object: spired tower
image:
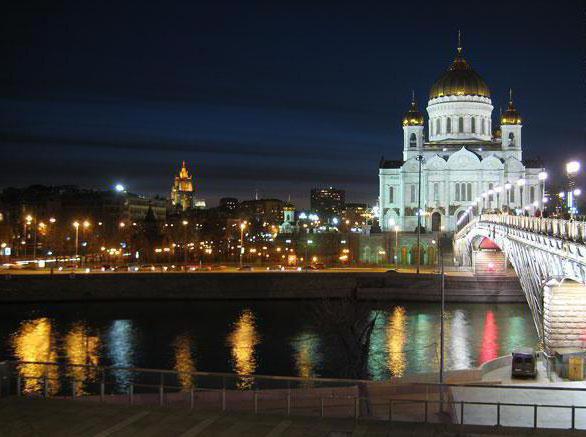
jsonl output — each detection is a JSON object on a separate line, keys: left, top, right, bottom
{"left": 171, "top": 161, "right": 195, "bottom": 211}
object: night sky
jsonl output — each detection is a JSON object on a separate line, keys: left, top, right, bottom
{"left": 1, "top": 1, "right": 583, "bottom": 208}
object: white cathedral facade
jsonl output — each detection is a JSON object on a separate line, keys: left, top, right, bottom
{"left": 379, "top": 41, "right": 545, "bottom": 233}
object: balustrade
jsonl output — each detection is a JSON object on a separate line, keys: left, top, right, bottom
{"left": 479, "top": 214, "right": 586, "bottom": 243}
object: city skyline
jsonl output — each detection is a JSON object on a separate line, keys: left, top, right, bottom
{"left": 1, "top": 1, "right": 584, "bottom": 208}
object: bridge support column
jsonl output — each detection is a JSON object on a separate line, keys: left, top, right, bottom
{"left": 543, "top": 280, "right": 586, "bottom": 352}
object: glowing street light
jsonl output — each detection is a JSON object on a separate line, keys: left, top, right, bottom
{"left": 73, "top": 221, "right": 80, "bottom": 261}
{"left": 239, "top": 221, "right": 247, "bottom": 267}
{"left": 566, "top": 161, "right": 580, "bottom": 176}
{"left": 115, "top": 184, "right": 125, "bottom": 192}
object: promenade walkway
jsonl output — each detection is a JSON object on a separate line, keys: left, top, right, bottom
{"left": 0, "top": 397, "right": 580, "bottom": 436}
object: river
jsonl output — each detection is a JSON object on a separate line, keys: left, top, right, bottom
{"left": 0, "top": 300, "right": 537, "bottom": 383}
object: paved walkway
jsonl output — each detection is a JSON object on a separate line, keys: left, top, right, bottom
{"left": 1, "top": 397, "right": 583, "bottom": 436}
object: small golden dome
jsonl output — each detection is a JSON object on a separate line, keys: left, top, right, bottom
{"left": 402, "top": 94, "right": 424, "bottom": 126}
{"left": 500, "top": 90, "right": 522, "bottom": 125}
{"left": 429, "top": 45, "right": 490, "bottom": 100}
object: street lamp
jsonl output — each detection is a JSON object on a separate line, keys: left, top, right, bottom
{"left": 504, "top": 182, "right": 512, "bottom": 213}
{"left": 566, "top": 161, "right": 581, "bottom": 219}
{"left": 394, "top": 225, "right": 400, "bottom": 268}
{"left": 538, "top": 171, "right": 548, "bottom": 213}
{"left": 239, "top": 222, "right": 247, "bottom": 267}
{"left": 305, "top": 239, "right": 313, "bottom": 267}
{"left": 517, "top": 179, "right": 526, "bottom": 211}
{"left": 494, "top": 186, "right": 503, "bottom": 211}
{"left": 416, "top": 155, "right": 425, "bottom": 275}
{"left": 73, "top": 221, "right": 80, "bottom": 264}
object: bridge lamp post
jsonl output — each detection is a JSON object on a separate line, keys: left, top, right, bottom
{"left": 488, "top": 189, "right": 495, "bottom": 211}
{"left": 538, "top": 171, "right": 548, "bottom": 213}
{"left": 566, "top": 161, "right": 580, "bottom": 219}
{"left": 517, "top": 179, "right": 526, "bottom": 213}
{"left": 504, "top": 183, "right": 512, "bottom": 213}
{"left": 416, "top": 155, "right": 425, "bottom": 275}
{"left": 494, "top": 186, "right": 502, "bottom": 212}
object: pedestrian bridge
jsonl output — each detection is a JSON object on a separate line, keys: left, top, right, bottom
{"left": 454, "top": 214, "right": 586, "bottom": 352}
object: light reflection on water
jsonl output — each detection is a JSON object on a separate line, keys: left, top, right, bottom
{"left": 11, "top": 318, "right": 59, "bottom": 394}
{"left": 227, "top": 309, "right": 260, "bottom": 389}
{"left": 65, "top": 323, "right": 100, "bottom": 395}
{"left": 173, "top": 334, "right": 196, "bottom": 389}
{"left": 3, "top": 302, "right": 538, "bottom": 389}
{"left": 107, "top": 320, "right": 135, "bottom": 390}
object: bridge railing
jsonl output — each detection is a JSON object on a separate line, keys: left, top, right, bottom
{"left": 479, "top": 214, "right": 586, "bottom": 243}
{"left": 1, "top": 360, "right": 585, "bottom": 429}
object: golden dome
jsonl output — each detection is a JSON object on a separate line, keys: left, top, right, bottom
{"left": 429, "top": 46, "right": 490, "bottom": 99}
{"left": 500, "top": 90, "right": 522, "bottom": 125}
{"left": 402, "top": 93, "right": 424, "bottom": 126}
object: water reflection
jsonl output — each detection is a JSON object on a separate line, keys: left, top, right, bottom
{"left": 448, "top": 309, "right": 472, "bottom": 370}
{"left": 387, "top": 306, "right": 407, "bottom": 377}
{"left": 227, "top": 309, "right": 260, "bottom": 388}
{"left": 65, "top": 323, "right": 100, "bottom": 395}
{"left": 107, "top": 320, "right": 135, "bottom": 389}
{"left": 479, "top": 311, "right": 499, "bottom": 364}
{"left": 173, "top": 334, "right": 196, "bottom": 389}
{"left": 292, "top": 332, "right": 319, "bottom": 379}
{"left": 12, "top": 318, "right": 59, "bottom": 394}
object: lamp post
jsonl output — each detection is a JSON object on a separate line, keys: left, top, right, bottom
{"left": 182, "top": 220, "right": 189, "bottom": 265}
{"left": 305, "top": 239, "right": 313, "bottom": 267}
{"left": 504, "top": 182, "right": 512, "bottom": 213}
{"left": 73, "top": 221, "right": 80, "bottom": 266}
{"left": 416, "top": 155, "right": 424, "bottom": 275}
{"left": 538, "top": 171, "right": 548, "bottom": 214}
{"left": 566, "top": 161, "right": 580, "bottom": 219}
{"left": 239, "top": 222, "right": 246, "bottom": 267}
{"left": 394, "top": 225, "right": 400, "bottom": 268}
{"left": 517, "top": 179, "right": 526, "bottom": 213}
{"left": 81, "top": 221, "right": 90, "bottom": 266}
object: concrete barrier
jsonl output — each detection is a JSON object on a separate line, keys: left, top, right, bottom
{"left": 0, "top": 272, "right": 525, "bottom": 303}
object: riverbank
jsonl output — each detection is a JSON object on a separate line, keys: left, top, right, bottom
{"left": 0, "top": 271, "right": 525, "bottom": 303}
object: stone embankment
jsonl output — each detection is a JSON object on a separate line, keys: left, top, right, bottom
{"left": 0, "top": 272, "right": 525, "bottom": 303}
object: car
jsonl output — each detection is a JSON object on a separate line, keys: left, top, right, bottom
{"left": 511, "top": 348, "right": 537, "bottom": 378}
{"left": 238, "top": 265, "right": 253, "bottom": 271}
{"left": 386, "top": 268, "right": 399, "bottom": 274}
{"left": 312, "top": 263, "right": 326, "bottom": 270}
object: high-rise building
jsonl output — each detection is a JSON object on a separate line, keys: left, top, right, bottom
{"left": 170, "top": 161, "right": 206, "bottom": 211}
{"left": 310, "top": 187, "right": 345, "bottom": 222}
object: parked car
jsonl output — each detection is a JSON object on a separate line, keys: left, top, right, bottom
{"left": 238, "top": 265, "right": 253, "bottom": 271}
{"left": 511, "top": 348, "right": 537, "bottom": 378}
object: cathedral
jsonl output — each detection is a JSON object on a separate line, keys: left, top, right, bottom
{"left": 379, "top": 39, "right": 545, "bottom": 233}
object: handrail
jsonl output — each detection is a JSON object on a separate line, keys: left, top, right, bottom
{"left": 478, "top": 214, "right": 586, "bottom": 243}
{"left": 6, "top": 360, "right": 586, "bottom": 392}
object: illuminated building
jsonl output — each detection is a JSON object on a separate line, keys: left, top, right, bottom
{"left": 379, "top": 36, "right": 545, "bottom": 232}
{"left": 279, "top": 202, "right": 298, "bottom": 234}
{"left": 170, "top": 161, "right": 206, "bottom": 211}
{"left": 310, "top": 187, "right": 345, "bottom": 223}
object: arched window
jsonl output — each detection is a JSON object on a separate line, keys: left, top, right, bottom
{"left": 455, "top": 183, "right": 460, "bottom": 201}
{"left": 530, "top": 186, "right": 535, "bottom": 203}
{"left": 467, "top": 183, "right": 472, "bottom": 201}
{"left": 471, "top": 117, "right": 476, "bottom": 133}
{"left": 488, "top": 183, "right": 494, "bottom": 201}
{"left": 410, "top": 185, "right": 416, "bottom": 203}
{"left": 458, "top": 117, "right": 464, "bottom": 133}
{"left": 389, "top": 186, "right": 394, "bottom": 203}
{"left": 433, "top": 183, "right": 439, "bottom": 201}
{"left": 510, "top": 187, "right": 515, "bottom": 202}
{"left": 481, "top": 119, "right": 486, "bottom": 135}
{"left": 508, "top": 132, "right": 515, "bottom": 147}
{"left": 435, "top": 119, "right": 440, "bottom": 135}
{"left": 461, "top": 183, "right": 466, "bottom": 201}
{"left": 446, "top": 118, "right": 452, "bottom": 133}
{"left": 409, "top": 133, "right": 417, "bottom": 148}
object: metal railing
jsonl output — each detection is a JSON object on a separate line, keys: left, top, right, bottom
{"left": 480, "top": 214, "right": 586, "bottom": 243}
{"left": 1, "top": 361, "right": 585, "bottom": 430}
